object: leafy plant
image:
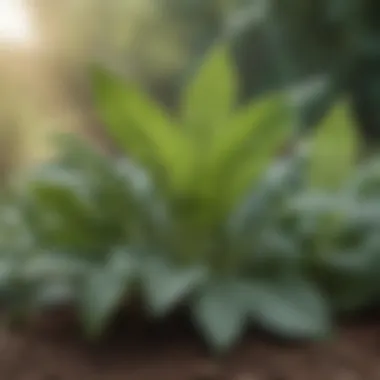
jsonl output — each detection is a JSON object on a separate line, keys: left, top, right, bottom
{"left": 1, "top": 43, "right": 380, "bottom": 354}
{"left": 287, "top": 99, "right": 380, "bottom": 314}
{"left": 93, "top": 45, "right": 293, "bottom": 243}
{"left": 0, "top": 44, "right": 298, "bottom": 349}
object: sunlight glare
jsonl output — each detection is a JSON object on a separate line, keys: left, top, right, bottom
{"left": 0, "top": 0, "right": 37, "bottom": 48}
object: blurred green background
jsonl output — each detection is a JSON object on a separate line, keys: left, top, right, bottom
{"left": 1, "top": 0, "right": 379, "bottom": 178}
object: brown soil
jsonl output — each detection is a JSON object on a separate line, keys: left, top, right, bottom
{"left": 1, "top": 308, "right": 380, "bottom": 380}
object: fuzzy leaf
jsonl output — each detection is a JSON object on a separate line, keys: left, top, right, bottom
{"left": 181, "top": 44, "right": 237, "bottom": 142}
{"left": 192, "top": 281, "right": 250, "bottom": 352}
{"left": 80, "top": 249, "right": 136, "bottom": 337}
{"left": 22, "top": 253, "right": 87, "bottom": 281}
{"left": 0, "top": 205, "right": 33, "bottom": 253}
{"left": 24, "top": 166, "right": 102, "bottom": 252}
{"left": 322, "top": 245, "right": 378, "bottom": 312}
{"left": 249, "top": 278, "right": 330, "bottom": 339}
{"left": 308, "top": 100, "right": 359, "bottom": 190}
{"left": 115, "top": 158, "right": 172, "bottom": 233}
{"left": 350, "top": 158, "right": 380, "bottom": 199}
{"left": 142, "top": 256, "right": 206, "bottom": 317}
{"left": 26, "top": 166, "right": 93, "bottom": 217}
{"left": 49, "top": 136, "right": 136, "bottom": 230}
{"left": 34, "top": 281, "right": 75, "bottom": 308}
{"left": 290, "top": 192, "right": 346, "bottom": 214}
{"left": 0, "top": 260, "right": 15, "bottom": 293}
{"left": 227, "top": 156, "right": 301, "bottom": 238}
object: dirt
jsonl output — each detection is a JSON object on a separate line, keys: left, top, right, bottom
{"left": 1, "top": 308, "right": 380, "bottom": 380}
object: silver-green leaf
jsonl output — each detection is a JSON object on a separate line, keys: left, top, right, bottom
{"left": 192, "top": 281, "right": 249, "bottom": 352}
{"left": 141, "top": 256, "right": 206, "bottom": 317}
{"left": 249, "top": 278, "right": 330, "bottom": 339}
{"left": 80, "top": 249, "right": 136, "bottom": 337}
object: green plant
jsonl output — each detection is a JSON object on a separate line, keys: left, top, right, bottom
{"left": 287, "top": 99, "right": 380, "bottom": 313}
{"left": 92, "top": 45, "right": 295, "bottom": 265}
{"left": 167, "top": 0, "right": 380, "bottom": 146}
{"left": 91, "top": 45, "right": 313, "bottom": 349}
{"left": 1, "top": 44, "right": 379, "bottom": 354}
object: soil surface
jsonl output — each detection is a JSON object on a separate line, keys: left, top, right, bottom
{"left": 1, "top": 308, "right": 380, "bottom": 380}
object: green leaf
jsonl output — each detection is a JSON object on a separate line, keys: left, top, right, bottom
{"left": 52, "top": 134, "right": 112, "bottom": 173}
{"left": 27, "top": 166, "right": 94, "bottom": 217}
{"left": 290, "top": 192, "right": 346, "bottom": 215}
{"left": 209, "top": 93, "right": 293, "bottom": 201}
{"left": 192, "top": 281, "right": 250, "bottom": 352}
{"left": 249, "top": 278, "right": 330, "bottom": 339}
{"left": 92, "top": 68, "right": 192, "bottom": 192}
{"left": 141, "top": 256, "right": 207, "bottom": 317}
{"left": 181, "top": 44, "right": 237, "bottom": 142}
{"left": 24, "top": 166, "right": 101, "bottom": 251}
{"left": 308, "top": 100, "right": 359, "bottom": 191}
{"left": 0, "top": 204, "right": 33, "bottom": 253}
{"left": 34, "top": 281, "right": 75, "bottom": 308}
{"left": 80, "top": 249, "right": 136, "bottom": 337}
{"left": 0, "top": 260, "right": 16, "bottom": 297}
{"left": 227, "top": 156, "right": 301, "bottom": 238}
{"left": 22, "top": 253, "right": 87, "bottom": 281}
{"left": 320, "top": 236, "right": 380, "bottom": 311}
{"left": 349, "top": 158, "right": 380, "bottom": 199}
{"left": 48, "top": 136, "right": 136, "bottom": 230}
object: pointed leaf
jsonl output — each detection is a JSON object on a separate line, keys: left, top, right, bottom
{"left": 92, "top": 68, "right": 192, "bottom": 190}
{"left": 181, "top": 45, "right": 237, "bottom": 142}
{"left": 49, "top": 136, "right": 137, "bottom": 231}
{"left": 24, "top": 166, "right": 102, "bottom": 251}
{"left": 142, "top": 256, "right": 207, "bottom": 317}
{"left": 34, "top": 281, "right": 75, "bottom": 308}
{"left": 308, "top": 100, "right": 359, "bottom": 190}
{"left": 349, "top": 158, "right": 380, "bottom": 199}
{"left": 80, "top": 249, "right": 136, "bottom": 337}
{"left": 208, "top": 94, "right": 293, "bottom": 201}
{"left": 22, "top": 253, "right": 87, "bottom": 281}
{"left": 227, "top": 156, "right": 301, "bottom": 237}
{"left": 192, "top": 281, "right": 249, "bottom": 352}
{"left": 27, "top": 166, "right": 94, "bottom": 216}
{"left": 249, "top": 278, "right": 330, "bottom": 339}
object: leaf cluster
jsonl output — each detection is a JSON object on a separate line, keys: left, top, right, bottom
{"left": 1, "top": 45, "right": 380, "bottom": 353}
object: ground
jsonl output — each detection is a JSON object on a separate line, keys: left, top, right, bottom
{"left": 0, "top": 308, "right": 380, "bottom": 380}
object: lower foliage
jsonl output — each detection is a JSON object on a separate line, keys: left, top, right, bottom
{"left": 1, "top": 137, "right": 379, "bottom": 353}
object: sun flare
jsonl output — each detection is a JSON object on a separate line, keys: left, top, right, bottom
{"left": 0, "top": 0, "right": 37, "bottom": 48}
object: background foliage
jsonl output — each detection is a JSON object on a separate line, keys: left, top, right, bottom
{"left": 1, "top": 0, "right": 379, "bottom": 177}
